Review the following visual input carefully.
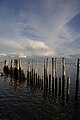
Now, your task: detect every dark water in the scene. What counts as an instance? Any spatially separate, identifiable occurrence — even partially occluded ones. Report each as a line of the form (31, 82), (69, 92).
(0, 58), (80, 120)
(0, 77), (80, 120)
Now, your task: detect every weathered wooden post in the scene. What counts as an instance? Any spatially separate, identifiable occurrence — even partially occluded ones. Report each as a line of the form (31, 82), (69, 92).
(55, 77), (57, 98)
(10, 59), (13, 78)
(27, 62), (30, 84)
(32, 59), (34, 86)
(35, 73), (37, 87)
(27, 63), (29, 82)
(75, 59), (79, 102)
(45, 58), (48, 96)
(41, 76), (43, 90)
(3, 60), (9, 77)
(59, 77), (61, 98)
(37, 59), (38, 78)
(52, 58), (57, 97)
(35, 59), (38, 87)
(52, 58), (54, 96)
(66, 75), (70, 101)
(44, 59), (46, 95)
(49, 74), (51, 96)
(52, 58), (54, 80)
(19, 59), (21, 81)
(38, 74), (39, 88)
(54, 58), (57, 98)
(62, 57), (66, 103)
(29, 61), (32, 87)
(33, 69), (35, 87)
(14, 59), (18, 80)
(39, 75), (42, 89)
(55, 58), (57, 78)
(46, 58), (48, 78)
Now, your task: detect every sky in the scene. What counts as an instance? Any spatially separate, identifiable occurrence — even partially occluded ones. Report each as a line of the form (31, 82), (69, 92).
(0, 0), (80, 58)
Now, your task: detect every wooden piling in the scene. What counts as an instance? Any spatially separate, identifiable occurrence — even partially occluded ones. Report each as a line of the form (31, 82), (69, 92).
(62, 57), (66, 102)
(19, 59), (21, 81)
(28, 62), (31, 84)
(43, 58), (48, 94)
(38, 74), (40, 88)
(52, 58), (54, 96)
(3, 60), (9, 77)
(52, 77), (54, 97)
(36, 59), (38, 81)
(29, 61), (32, 87)
(44, 59), (45, 88)
(49, 74), (51, 96)
(59, 77), (61, 98)
(55, 77), (57, 98)
(14, 59), (18, 80)
(52, 58), (54, 80)
(55, 58), (57, 78)
(10, 59), (13, 78)
(36, 73), (38, 86)
(32, 59), (34, 86)
(4, 60), (7, 66)
(41, 76), (43, 90)
(66, 75), (70, 101)
(75, 59), (79, 102)
(46, 58), (48, 78)
(33, 69), (35, 86)
(45, 58), (48, 95)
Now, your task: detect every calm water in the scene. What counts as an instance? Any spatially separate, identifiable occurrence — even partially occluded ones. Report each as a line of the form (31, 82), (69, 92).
(0, 58), (80, 120)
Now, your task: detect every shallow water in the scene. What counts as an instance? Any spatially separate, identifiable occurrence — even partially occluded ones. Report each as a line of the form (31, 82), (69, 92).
(0, 76), (80, 120)
(0, 58), (80, 120)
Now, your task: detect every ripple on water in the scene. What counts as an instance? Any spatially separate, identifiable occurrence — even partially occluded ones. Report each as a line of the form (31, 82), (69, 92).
(0, 77), (80, 120)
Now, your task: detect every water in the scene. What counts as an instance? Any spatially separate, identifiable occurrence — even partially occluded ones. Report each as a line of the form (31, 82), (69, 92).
(0, 57), (80, 120)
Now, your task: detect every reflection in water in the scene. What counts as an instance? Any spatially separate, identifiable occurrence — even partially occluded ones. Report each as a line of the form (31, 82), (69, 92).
(0, 57), (80, 119)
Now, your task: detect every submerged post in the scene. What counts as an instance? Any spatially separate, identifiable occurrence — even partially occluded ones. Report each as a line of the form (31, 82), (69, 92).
(75, 58), (79, 102)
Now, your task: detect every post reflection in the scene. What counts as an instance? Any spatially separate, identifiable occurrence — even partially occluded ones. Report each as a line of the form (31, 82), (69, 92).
(2, 58), (80, 105)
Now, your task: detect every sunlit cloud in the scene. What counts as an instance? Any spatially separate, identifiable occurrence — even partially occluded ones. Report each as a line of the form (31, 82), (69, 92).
(0, 38), (56, 57)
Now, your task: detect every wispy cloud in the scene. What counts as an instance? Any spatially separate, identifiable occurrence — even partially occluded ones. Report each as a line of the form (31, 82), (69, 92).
(15, 0), (80, 53)
(0, 0), (80, 57)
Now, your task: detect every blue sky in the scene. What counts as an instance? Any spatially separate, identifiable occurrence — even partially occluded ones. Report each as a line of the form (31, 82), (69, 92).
(0, 0), (80, 58)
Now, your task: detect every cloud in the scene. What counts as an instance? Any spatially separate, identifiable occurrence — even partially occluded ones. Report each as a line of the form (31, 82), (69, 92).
(14, 0), (80, 52)
(0, 0), (80, 57)
(0, 38), (56, 57)
(0, 39), (24, 50)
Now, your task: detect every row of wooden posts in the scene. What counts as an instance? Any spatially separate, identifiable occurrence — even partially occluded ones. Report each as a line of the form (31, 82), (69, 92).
(3, 59), (25, 81)
(3, 58), (80, 102)
(27, 58), (80, 103)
